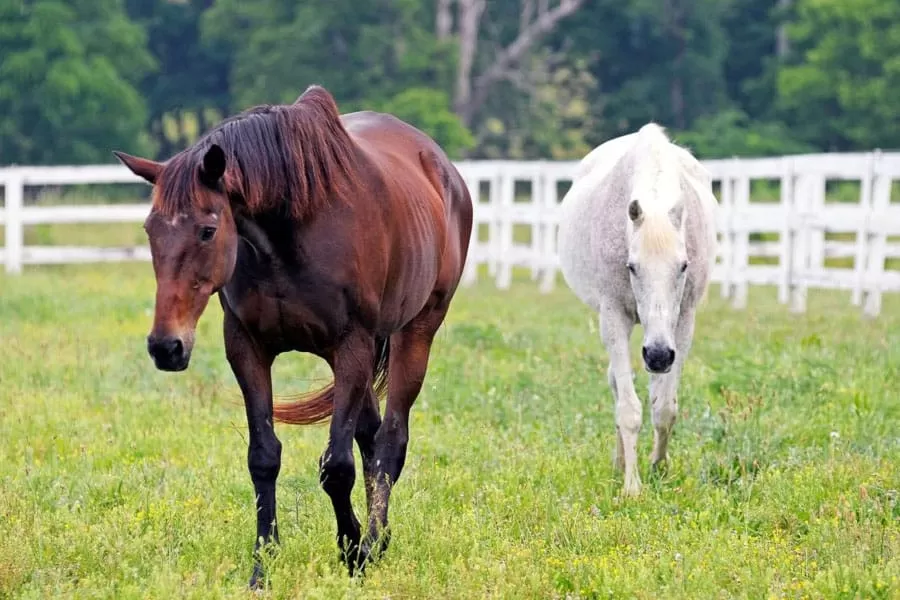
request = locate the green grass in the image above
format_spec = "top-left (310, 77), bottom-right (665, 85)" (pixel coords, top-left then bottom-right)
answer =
top-left (1, 265), bottom-right (899, 599)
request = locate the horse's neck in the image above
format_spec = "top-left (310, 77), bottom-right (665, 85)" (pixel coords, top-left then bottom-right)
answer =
top-left (233, 211), bottom-right (302, 272)
top-left (236, 214), bottom-right (277, 255)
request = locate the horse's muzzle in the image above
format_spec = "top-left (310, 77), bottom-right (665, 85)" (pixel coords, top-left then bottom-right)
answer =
top-left (642, 344), bottom-right (675, 374)
top-left (147, 335), bottom-right (190, 372)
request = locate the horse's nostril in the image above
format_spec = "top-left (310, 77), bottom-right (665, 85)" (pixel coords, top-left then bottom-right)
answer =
top-left (148, 336), bottom-right (184, 359)
top-left (643, 345), bottom-right (676, 372)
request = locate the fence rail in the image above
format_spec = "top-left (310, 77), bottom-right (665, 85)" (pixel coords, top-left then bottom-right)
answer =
top-left (2, 152), bottom-right (900, 316)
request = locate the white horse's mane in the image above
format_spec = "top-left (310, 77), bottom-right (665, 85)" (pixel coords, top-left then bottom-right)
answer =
top-left (634, 214), bottom-right (681, 258)
top-left (631, 123), bottom-right (680, 210)
top-left (629, 123), bottom-right (684, 258)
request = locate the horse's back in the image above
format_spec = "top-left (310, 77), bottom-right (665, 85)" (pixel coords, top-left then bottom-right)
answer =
top-left (343, 110), bottom-right (471, 221)
top-left (341, 110), bottom-right (473, 318)
top-left (574, 132), bottom-right (639, 182)
top-left (558, 133), bottom-right (638, 310)
top-left (675, 148), bottom-right (719, 273)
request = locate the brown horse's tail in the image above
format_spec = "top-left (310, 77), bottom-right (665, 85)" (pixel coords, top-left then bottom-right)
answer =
top-left (272, 337), bottom-right (391, 425)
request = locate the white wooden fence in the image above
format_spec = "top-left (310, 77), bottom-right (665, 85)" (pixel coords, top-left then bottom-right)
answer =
top-left (2, 152), bottom-right (900, 316)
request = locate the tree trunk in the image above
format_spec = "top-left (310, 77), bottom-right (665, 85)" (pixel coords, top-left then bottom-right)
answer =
top-left (455, 0), bottom-right (583, 127)
top-left (454, 0), bottom-right (485, 124)
top-left (437, 0), bottom-right (454, 40)
top-left (665, 0), bottom-right (687, 129)
top-left (776, 0), bottom-right (791, 57)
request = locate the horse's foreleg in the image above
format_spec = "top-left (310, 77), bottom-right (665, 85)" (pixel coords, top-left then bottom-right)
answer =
top-left (600, 304), bottom-right (641, 497)
top-left (650, 309), bottom-right (696, 467)
top-left (224, 311), bottom-right (280, 590)
top-left (608, 366), bottom-right (626, 473)
top-left (649, 370), bottom-right (680, 468)
top-left (359, 308), bottom-right (444, 568)
top-left (320, 331), bottom-right (374, 571)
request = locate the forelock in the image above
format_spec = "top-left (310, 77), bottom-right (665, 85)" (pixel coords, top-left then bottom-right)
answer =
top-left (151, 152), bottom-right (219, 218)
top-left (634, 214), bottom-right (682, 259)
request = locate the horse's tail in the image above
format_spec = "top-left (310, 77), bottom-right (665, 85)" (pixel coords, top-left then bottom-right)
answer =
top-left (272, 337), bottom-right (391, 425)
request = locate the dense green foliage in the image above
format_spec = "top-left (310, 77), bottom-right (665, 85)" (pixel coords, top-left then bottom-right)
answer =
top-left (0, 0), bottom-right (897, 162)
top-left (0, 0), bottom-right (155, 164)
top-left (1, 265), bottom-right (898, 597)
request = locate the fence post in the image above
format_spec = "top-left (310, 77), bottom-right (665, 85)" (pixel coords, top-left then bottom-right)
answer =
top-left (807, 172), bottom-right (826, 283)
top-left (539, 170), bottom-right (559, 293)
top-left (731, 172), bottom-right (750, 309)
top-left (718, 164), bottom-right (735, 299)
top-left (4, 170), bottom-right (24, 274)
top-left (777, 157), bottom-right (795, 304)
top-left (496, 170), bottom-right (515, 289)
top-left (790, 174), bottom-right (812, 313)
top-left (461, 176), bottom-right (480, 286)
top-left (530, 169), bottom-right (543, 283)
top-left (488, 173), bottom-right (502, 278)
top-left (863, 151), bottom-right (890, 318)
top-left (851, 153), bottom-right (876, 306)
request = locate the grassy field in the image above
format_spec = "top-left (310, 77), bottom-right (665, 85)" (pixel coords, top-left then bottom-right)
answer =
top-left (1, 264), bottom-right (898, 599)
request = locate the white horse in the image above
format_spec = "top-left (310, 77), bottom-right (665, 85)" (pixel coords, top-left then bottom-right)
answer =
top-left (558, 123), bottom-right (718, 496)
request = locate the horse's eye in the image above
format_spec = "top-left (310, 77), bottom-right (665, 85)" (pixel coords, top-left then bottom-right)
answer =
top-left (680, 261), bottom-right (689, 273)
top-left (199, 226), bottom-right (217, 242)
top-left (626, 262), bottom-right (637, 275)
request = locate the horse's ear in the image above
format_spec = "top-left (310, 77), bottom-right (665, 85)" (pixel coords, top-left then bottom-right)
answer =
top-left (199, 144), bottom-right (226, 187)
top-left (113, 151), bottom-right (162, 185)
top-left (669, 201), bottom-right (685, 230)
top-left (628, 199), bottom-right (644, 225)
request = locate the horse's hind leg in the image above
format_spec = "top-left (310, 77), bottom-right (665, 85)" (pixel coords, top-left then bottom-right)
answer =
top-left (358, 304), bottom-right (447, 567)
top-left (319, 330), bottom-right (375, 569)
top-left (600, 302), bottom-right (642, 497)
top-left (354, 387), bottom-right (381, 515)
top-left (650, 308), bottom-right (696, 468)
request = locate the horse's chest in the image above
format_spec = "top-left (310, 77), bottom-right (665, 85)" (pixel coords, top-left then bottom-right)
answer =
top-left (222, 278), bottom-right (348, 355)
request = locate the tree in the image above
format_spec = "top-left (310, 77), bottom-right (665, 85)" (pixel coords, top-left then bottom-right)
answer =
top-left (201, 0), bottom-right (471, 155)
top-left (475, 51), bottom-right (598, 159)
top-left (0, 0), bottom-right (155, 165)
top-left (451, 0), bottom-right (584, 128)
top-left (674, 109), bottom-right (813, 158)
top-left (720, 0), bottom-right (781, 121)
top-left (381, 88), bottom-right (475, 156)
top-left (777, 0), bottom-right (900, 151)
top-left (555, 0), bottom-right (731, 145)
top-left (438, 0), bottom-right (593, 158)
top-left (125, 0), bottom-right (230, 159)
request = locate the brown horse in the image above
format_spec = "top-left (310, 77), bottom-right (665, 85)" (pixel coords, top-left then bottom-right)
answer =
top-left (113, 85), bottom-right (472, 587)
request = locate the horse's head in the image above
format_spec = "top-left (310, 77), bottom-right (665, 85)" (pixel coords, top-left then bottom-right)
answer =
top-left (115, 145), bottom-right (238, 371)
top-left (626, 198), bottom-right (688, 374)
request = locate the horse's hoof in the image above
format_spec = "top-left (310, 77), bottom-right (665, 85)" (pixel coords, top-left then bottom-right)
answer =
top-left (621, 478), bottom-right (642, 498)
top-left (339, 544), bottom-right (362, 576)
top-left (248, 563), bottom-right (265, 590)
top-left (345, 538), bottom-right (389, 576)
top-left (352, 544), bottom-right (377, 576)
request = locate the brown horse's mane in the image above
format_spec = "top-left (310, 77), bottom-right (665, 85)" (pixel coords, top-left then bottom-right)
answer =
top-left (152, 86), bottom-right (360, 220)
